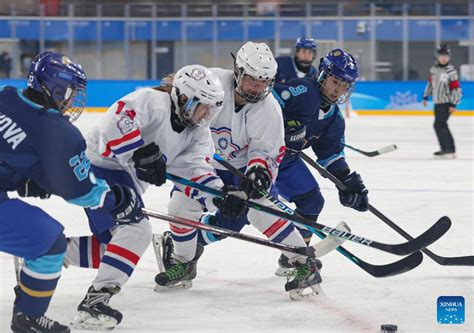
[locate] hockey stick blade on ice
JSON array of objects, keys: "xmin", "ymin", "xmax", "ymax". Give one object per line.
[
  {"xmin": 143, "ymin": 209, "xmax": 316, "ymax": 258},
  {"xmin": 300, "ymin": 151, "xmax": 473, "ymax": 266},
  {"xmin": 167, "ymin": 173, "xmax": 450, "ymax": 256},
  {"xmin": 213, "ymin": 155, "xmax": 424, "ymax": 277},
  {"xmin": 344, "ymin": 143, "xmax": 397, "ymax": 157}
]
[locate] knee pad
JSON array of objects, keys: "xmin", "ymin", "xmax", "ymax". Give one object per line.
[
  {"xmin": 168, "ymin": 190, "xmax": 204, "ymax": 221},
  {"xmin": 25, "ymin": 232, "xmax": 66, "ymax": 274},
  {"xmin": 291, "ymin": 187, "xmax": 325, "ymax": 216}
]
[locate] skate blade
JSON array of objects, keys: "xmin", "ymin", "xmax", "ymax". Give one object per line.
[
  {"xmin": 71, "ymin": 311, "xmax": 118, "ymax": 331},
  {"xmin": 274, "ymin": 267, "xmax": 295, "ymax": 277},
  {"xmin": 154, "ymin": 280, "xmax": 193, "ymax": 292},
  {"xmin": 152, "ymin": 233, "xmax": 166, "ymax": 273},
  {"xmin": 434, "ymin": 154, "xmax": 456, "ymax": 160},
  {"xmin": 289, "ymin": 284, "xmax": 324, "ymax": 301}
]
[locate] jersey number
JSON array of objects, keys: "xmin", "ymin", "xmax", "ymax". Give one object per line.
[{"xmin": 69, "ymin": 152, "xmax": 91, "ymax": 181}]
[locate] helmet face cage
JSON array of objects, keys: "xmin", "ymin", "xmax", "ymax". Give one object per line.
[
  {"xmin": 317, "ymin": 70, "xmax": 355, "ymax": 105},
  {"xmin": 176, "ymin": 93, "xmax": 222, "ymax": 128},
  {"xmin": 60, "ymin": 83, "xmax": 87, "ymax": 122},
  {"xmin": 234, "ymin": 67, "xmax": 275, "ymax": 104}
]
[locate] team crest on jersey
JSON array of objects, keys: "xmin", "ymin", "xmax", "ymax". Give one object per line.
[
  {"xmin": 191, "ymin": 68, "xmax": 206, "ymax": 81},
  {"xmin": 211, "ymin": 127, "xmax": 241, "ymax": 159},
  {"xmin": 117, "ymin": 116, "xmax": 134, "ymax": 135},
  {"xmin": 281, "ymin": 90, "xmax": 291, "ymax": 100}
]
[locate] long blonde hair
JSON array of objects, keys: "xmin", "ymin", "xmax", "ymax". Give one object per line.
[{"xmin": 153, "ymin": 73, "xmax": 175, "ymax": 94}]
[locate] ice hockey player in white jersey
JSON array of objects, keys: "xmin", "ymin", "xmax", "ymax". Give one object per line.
[
  {"xmin": 64, "ymin": 64, "xmax": 227, "ymax": 330},
  {"xmin": 154, "ymin": 42, "xmax": 322, "ymax": 298}
]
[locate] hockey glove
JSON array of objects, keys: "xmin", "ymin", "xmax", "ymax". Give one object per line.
[
  {"xmin": 17, "ymin": 179, "xmax": 51, "ymax": 199},
  {"xmin": 239, "ymin": 165, "xmax": 272, "ymax": 199},
  {"xmin": 110, "ymin": 184, "xmax": 144, "ymax": 224},
  {"xmin": 284, "ymin": 120, "xmax": 306, "ymax": 157},
  {"xmin": 132, "ymin": 143, "xmax": 167, "ymax": 186},
  {"xmin": 337, "ymin": 171, "xmax": 369, "ymax": 212},
  {"xmin": 213, "ymin": 185, "xmax": 249, "ymax": 219}
]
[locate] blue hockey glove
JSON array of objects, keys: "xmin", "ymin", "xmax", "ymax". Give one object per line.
[
  {"xmin": 132, "ymin": 143, "xmax": 167, "ymax": 187},
  {"xmin": 17, "ymin": 179, "xmax": 51, "ymax": 199},
  {"xmin": 337, "ymin": 171, "xmax": 369, "ymax": 212},
  {"xmin": 284, "ymin": 120, "xmax": 306, "ymax": 157},
  {"xmin": 110, "ymin": 184, "xmax": 144, "ymax": 224},
  {"xmin": 239, "ymin": 165, "xmax": 272, "ymax": 199},
  {"xmin": 213, "ymin": 185, "xmax": 249, "ymax": 219}
]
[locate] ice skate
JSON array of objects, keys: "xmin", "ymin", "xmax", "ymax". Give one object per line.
[
  {"xmin": 11, "ymin": 309, "xmax": 70, "ymax": 333},
  {"xmin": 71, "ymin": 285, "xmax": 122, "ymax": 331},
  {"xmin": 154, "ymin": 233, "xmax": 204, "ymax": 291},
  {"xmin": 285, "ymin": 257, "xmax": 323, "ymax": 301}
]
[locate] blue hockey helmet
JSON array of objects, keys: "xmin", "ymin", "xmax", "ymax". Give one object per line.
[
  {"xmin": 27, "ymin": 51, "xmax": 87, "ymax": 122},
  {"xmin": 294, "ymin": 37, "xmax": 317, "ymax": 51},
  {"xmin": 317, "ymin": 49, "xmax": 358, "ymax": 105}
]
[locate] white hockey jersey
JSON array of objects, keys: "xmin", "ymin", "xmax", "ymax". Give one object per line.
[
  {"xmin": 86, "ymin": 88, "xmax": 223, "ymax": 201},
  {"xmin": 209, "ymin": 68, "xmax": 286, "ymax": 181}
]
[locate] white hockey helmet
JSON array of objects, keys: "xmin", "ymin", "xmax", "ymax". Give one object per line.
[
  {"xmin": 234, "ymin": 42, "xmax": 277, "ymax": 103},
  {"xmin": 171, "ymin": 64, "xmax": 224, "ymax": 127}
]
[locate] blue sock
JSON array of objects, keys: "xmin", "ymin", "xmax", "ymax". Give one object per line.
[{"xmin": 16, "ymin": 233, "xmax": 66, "ymax": 318}]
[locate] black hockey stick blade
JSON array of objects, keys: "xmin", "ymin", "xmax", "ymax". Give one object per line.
[
  {"xmin": 344, "ymin": 143, "xmax": 397, "ymax": 157},
  {"xmin": 375, "ymin": 216, "xmax": 451, "ymax": 255},
  {"xmin": 143, "ymin": 208, "xmax": 315, "ymax": 258},
  {"xmin": 422, "ymin": 249, "xmax": 474, "ymax": 266},
  {"xmin": 344, "ymin": 248, "xmax": 423, "ymax": 278}
]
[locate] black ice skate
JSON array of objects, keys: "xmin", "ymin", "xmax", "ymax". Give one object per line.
[
  {"xmin": 433, "ymin": 150, "xmax": 456, "ymax": 159},
  {"xmin": 11, "ymin": 310, "xmax": 70, "ymax": 333},
  {"xmin": 275, "ymin": 253, "xmax": 322, "ymax": 277},
  {"xmin": 71, "ymin": 285, "xmax": 122, "ymax": 331},
  {"xmin": 154, "ymin": 232, "xmax": 204, "ymax": 291},
  {"xmin": 285, "ymin": 257, "xmax": 323, "ymax": 300}
]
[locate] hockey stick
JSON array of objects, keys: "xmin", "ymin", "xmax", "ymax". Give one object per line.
[
  {"xmin": 167, "ymin": 173, "xmax": 450, "ymax": 256},
  {"xmin": 213, "ymin": 155, "xmax": 423, "ymax": 277},
  {"xmin": 344, "ymin": 143, "xmax": 397, "ymax": 157},
  {"xmin": 143, "ymin": 209, "xmax": 315, "ymax": 257},
  {"xmin": 300, "ymin": 151, "xmax": 473, "ymax": 266}
]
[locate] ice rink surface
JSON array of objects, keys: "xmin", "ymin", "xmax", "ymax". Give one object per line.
[{"xmin": 1, "ymin": 113, "xmax": 473, "ymax": 333}]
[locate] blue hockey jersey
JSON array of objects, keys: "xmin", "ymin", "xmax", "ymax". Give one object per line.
[
  {"xmin": 0, "ymin": 86, "xmax": 109, "ymax": 207},
  {"xmin": 275, "ymin": 56, "xmax": 317, "ymax": 84},
  {"xmin": 272, "ymin": 77, "xmax": 349, "ymax": 173}
]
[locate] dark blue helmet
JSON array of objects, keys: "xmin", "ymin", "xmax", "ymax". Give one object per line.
[
  {"xmin": 436, "ymin": 43, "xmax": 451, "ymax": 55},
  {"xmin": 294, "ymin": 37, "xmax": 317, "ymax": 51},
  {"xmin": 27, "ymin": 51, "xmax": 87, "ymax": 122},
  {"xmin": 317, "ymin": 49, "xmax": 358, "ymax": 105}
]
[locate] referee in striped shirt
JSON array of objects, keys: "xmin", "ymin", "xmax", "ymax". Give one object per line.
[{"xmin": 422, "ymin": 44, "xmax": 462, "ymax": 159}]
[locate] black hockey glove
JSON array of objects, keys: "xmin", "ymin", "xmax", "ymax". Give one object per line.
[
  {"xmin": 239, "ymin": 165, "xmax": 272, "ymax": 199},
  {"xmin": 110, "ymin": 184, "xmax": 144, "ymax": 224},
  {"xmin": 132, "ymin": 143, "xmax": 167, "ymax": 187},
  {"xmin": 336, "ymin": 171, "xmax": 369, "ymax": 212},
  {"xmin": 213, "ymin": 185, "xmax": 249, "ymax": 219},
  {"xmin": 17, "ymin": 179, "xmax": 51, "ymax": 199},
  {"xmin": 284, "ymin": 120, "xmax": 306, "ymax": 157}
]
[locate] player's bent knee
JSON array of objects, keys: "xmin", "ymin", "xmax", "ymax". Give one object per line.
[
  {"xmin": 168, "ymin": 190, "xmax": 203, "ymax": 221},
  {"xmin": 291, "ymin": 187, "xmax": 325, "ymax": 215},
  {"xmin": 25, "ymin": 232, "xmax": 67, "ymax": 274}
]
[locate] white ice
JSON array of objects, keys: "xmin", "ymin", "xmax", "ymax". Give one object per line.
[{"xmin": 1, "ymin": 113, "xmax": 473, "ymax": 333}]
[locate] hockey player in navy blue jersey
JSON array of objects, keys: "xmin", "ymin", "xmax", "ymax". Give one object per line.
[
  {"xmin": 275, "ymin": 37, "xmax": 318, "ymax": 84},
  {"xmin": 0, "ymin": 51, "xmax": 142, "ymax": 333},
  {"xmin": 272, "ymin": 49, "xmax": 369, "ymax": 275}
]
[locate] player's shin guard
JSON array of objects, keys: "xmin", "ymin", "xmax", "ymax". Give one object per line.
[
  {"xmin": 93, "ymin": 219, "xmax": 152, "ymax": 290},
  {"xmin": 15, "ymin": 233, "xmax": 66, "ymax": 318}
]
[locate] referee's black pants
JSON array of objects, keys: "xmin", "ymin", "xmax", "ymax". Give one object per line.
[{"xmin": 433, "ymin": 103, "xmax": 455, "ymax": 152}]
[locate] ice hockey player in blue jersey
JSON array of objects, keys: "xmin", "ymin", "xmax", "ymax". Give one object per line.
[
  {"xmin": 275, "ymin": 37, "xmax": 318, "ymax": 84},
  {"xmin": 0, "ymin": 52, "xmax": 143, "ymax": 333},
  {"xmin": 272, "ymin": 49, "xmax": 369, "ymax": 275}
]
